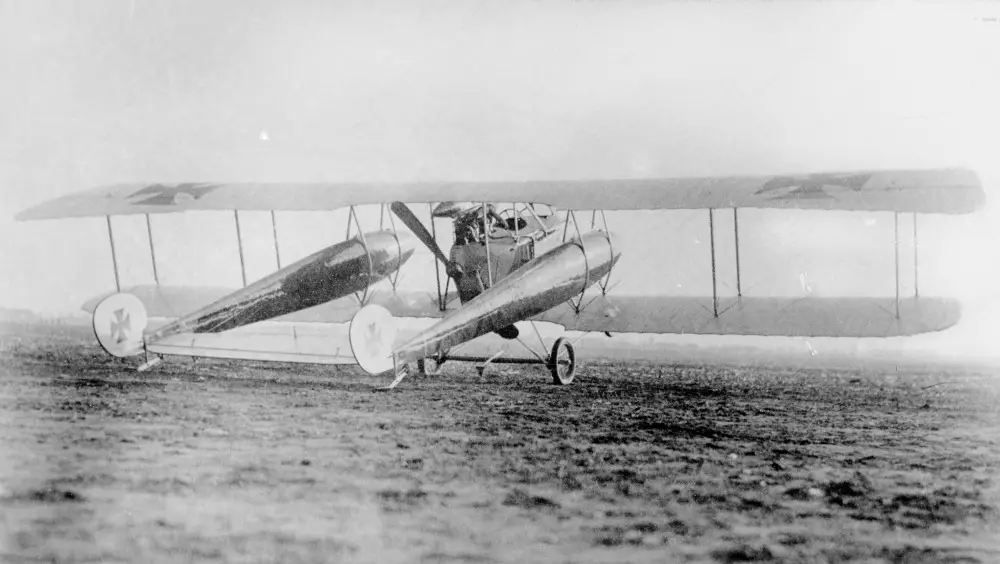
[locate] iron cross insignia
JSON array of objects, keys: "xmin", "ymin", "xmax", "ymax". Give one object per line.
[
  {"xmin": 110, "ymin": 308, "xmax": 131, "ymax": 344},
  {"xmin": 365, "ymin": 321, "xmax": 384, "ymax": 358},
  {"xmin": 754, "ymin": 174, "xmax": 872, "ymax": 200},
  {"xmin": 127, "ymin": 183, "xmax": 220, "ymax": 206}
]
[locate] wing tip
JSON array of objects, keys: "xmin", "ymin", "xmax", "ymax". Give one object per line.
[
  {"xmin": 13, "ymin": 201, "xmax": 55, "ymax": 221},
  {"xmin": 14, "ymin": 194, "xmax": 87, "ymax": 221},
  {"xmin": 960, "ymin": 168, "xmax": 987, "ymax": 214},
  {"xmin": 15, "ymin": 207, "xmax": 83, "ymax": 222}
]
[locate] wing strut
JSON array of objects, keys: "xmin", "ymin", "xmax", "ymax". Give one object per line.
[
  {"xmin": 145, "ymin": 214, "xmax": 159, "ymax": 286},
  {"xmin": 560, "ymin": 210, "xmax": 592, "ymax": 313},
  {"xmin": 105, "ymin": 216, "xmax": 120, "ymax": 292},
  {"xmin": 590, "ymin": 210, "xmax": 615, "ymax": 294},
  {"xmin": 733, "ymin": 208, "xmax": 742, "ymax": 300},
  {"xmin": 894, "ymin": 212, "xmax": 900, "ymax": 319},
  {"xmin": 913, "ymin": 213, "xmax": 919, "ymax": 298},
  {"xmin": 709, "ymin": 208, "xmax": 718, "ymax": 318},
  {"xmin": 429, "ymin": 203, "xmax": 445, "ymax": 310},
  {"xmin": 482, "ymin": 203, "xmax": 494, "ymax": 286},
  {"xmin": 345, "ymin": 205, "xmax": 375, "ymax": 304},
  {"xmin": 384, "ymin": 204, "xmax": 403, "ymax": 291},
  {"xmin": 234, "ymin": 210, "xmax": 247, "ymax": 288},
  {"xmin": 271, "ymin": 211, "xmax": 282, "ymax": 269}
]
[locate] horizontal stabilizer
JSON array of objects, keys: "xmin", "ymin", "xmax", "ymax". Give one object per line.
[{"xmin": 145, "ymin": 322, "xmax": 357, "ymax": 365}]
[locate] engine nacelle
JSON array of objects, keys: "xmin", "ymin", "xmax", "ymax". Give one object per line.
[
  {"xmin": 148, "ymin": 230, "xmax": 415, "ymax": 342},
  {"xmin": 391, "ymin": 231, "xmax": 619, "ymax": 366}
]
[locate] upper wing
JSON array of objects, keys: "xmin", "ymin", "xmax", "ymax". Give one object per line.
[{"xmin": 17, "ymin": 168, "xmax": 983, "ymax": 220}]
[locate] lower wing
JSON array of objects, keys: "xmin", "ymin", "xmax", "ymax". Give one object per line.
[
  {"xmin": 533, "ymin": 295, "xmax": 960, "ymax": 338},
  {"xmin": 145, "ymin": 321, "xmax": 358, "ymax": 365},
  {"xmin": 91, "ymin": 285, "xmax": 960, "ymax": 339}
]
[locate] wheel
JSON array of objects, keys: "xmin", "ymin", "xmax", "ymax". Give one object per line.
[
  {"xmin": 548, "ymin": 337, "xmax": 576, "ymax": 385},
  {"xmin": 417, "ymin": 357, "xmax": 441, "ymax": 376}
]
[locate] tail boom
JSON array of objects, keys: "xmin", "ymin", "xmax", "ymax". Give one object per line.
[{"xmin": 147, "ymin": 230, "xmax": 414, "ymax": 343}]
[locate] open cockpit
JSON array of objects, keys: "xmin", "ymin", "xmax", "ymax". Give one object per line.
[
  {"xmin": 430, "ymin": 201, "xmax": 560, "ymax": 247},
  {"xmin": 429, "ymin": 202, "xmax": 563, "ymax": 303}
]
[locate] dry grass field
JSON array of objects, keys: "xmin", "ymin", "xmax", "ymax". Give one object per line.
[{"xmin": 1, "ymin": 323, "xmax": 998, "ymax": 563}]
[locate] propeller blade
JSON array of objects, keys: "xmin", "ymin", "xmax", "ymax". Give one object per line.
[{"xmin": 390, "ymin": 201, "xmax": 462, "ymax": 279}]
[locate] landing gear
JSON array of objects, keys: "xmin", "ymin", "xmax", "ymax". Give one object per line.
[
  {"xmin": 363, "ymin": 315, "xmax": 581, "ymax": 389},
  {"xmin": 137, "ymin": 354, "xmax": 162, "ymax": 372},
  {"xmin": 417, "ymin": 356, "xmax": 442, "ymax": 376},
  {"xmin": 547, "ymin": 337, "xmax": 576, "ymax": 385},
  {"xmin": 476, "ymin": 350, "xmax": 506, "ymax": 377},
  {"xmin": 382, "ymin": 362, "xmax": 410, "ymax": 390}
]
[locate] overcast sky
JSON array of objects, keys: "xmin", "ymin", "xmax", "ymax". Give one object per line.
[{"xmin": 1, "ymin": 0, "xmax": 999, "ymax": 358}]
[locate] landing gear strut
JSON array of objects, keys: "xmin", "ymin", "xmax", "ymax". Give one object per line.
[{"xmin": 372, "ymin": 320, "xmax": 582, "ymax": 389}]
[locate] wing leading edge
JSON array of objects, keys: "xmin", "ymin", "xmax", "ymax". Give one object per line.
[{"xmin": 18, "ymin": 168, "xmax": 984, "ymax": 220}]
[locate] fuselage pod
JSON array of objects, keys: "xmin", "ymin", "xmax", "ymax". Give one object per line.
[
  {"xmin": 148, "ymin": 230, "xmax": 415, "ymax": 341},
  {"xmin": 393, "ymin": 231, "xmax": 620, "ymax": 364}
]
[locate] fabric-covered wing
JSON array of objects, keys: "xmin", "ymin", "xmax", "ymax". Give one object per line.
[
  {"xmin": 18, "ymin": 168, "xmax": 983, "ymax": 220},
  {"xmin": 533, "ymin": 295, "xmax": 961, "ymax": 338},
  {"xmin": 90, "ymin": 286, "xmax": 960, "ymax": 339},
  {"xmin": 145, "ymin": 321, "xmax": 358, "ymax": 365},
  {"xmin": 145, "ymin": 319, "xmax": 496, "ymax": 366}
]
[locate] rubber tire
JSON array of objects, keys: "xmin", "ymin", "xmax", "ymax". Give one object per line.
[
  {"xmin": 417, "ymin": 357, "xmax": 441, "ymax": 377},
  {"xmin": 548, "ymin": 337, "xmax": 577, "ymax": 385}
]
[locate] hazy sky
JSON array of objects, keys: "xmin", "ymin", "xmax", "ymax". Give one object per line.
[{"xmin": 1, "ymin": 1, "xmax": 999, "ymax": 358}]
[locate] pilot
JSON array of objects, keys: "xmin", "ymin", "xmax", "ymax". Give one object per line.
[
  {"xmin": 455, "ymin": 218, "xmax": 479, "ymax": 245},
  {"xmin": 455, "ymin": 205, "xmax": 504, "ymax": 245},
  {"xmin": 483, "ymin": 204, "xmax": 504, "ymax": 232}
]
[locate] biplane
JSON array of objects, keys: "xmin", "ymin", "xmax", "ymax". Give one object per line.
[{"xmin": 15, "ymin": 168, "xmax": 985, "ymax": 389}]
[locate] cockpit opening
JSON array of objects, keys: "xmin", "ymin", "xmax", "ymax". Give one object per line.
[{"xmin": 447, "ymin": 202, "xmax": 558, "ymax": 247}]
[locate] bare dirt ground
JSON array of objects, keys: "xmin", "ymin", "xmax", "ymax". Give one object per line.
[{"xmin": 1, "ymin": 324, "xmax": 998, "ymax": 563}]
